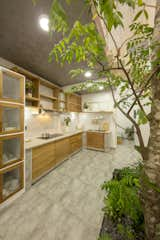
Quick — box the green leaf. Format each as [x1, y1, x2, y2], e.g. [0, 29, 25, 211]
[133, 10, 143, 21]
[137, 0, 144, 6]
[143, 9, 149, 20]
[137, 109, 148, 125]
[69, 68, 85, 78]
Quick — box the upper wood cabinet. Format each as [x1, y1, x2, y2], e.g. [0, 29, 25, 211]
[0, 69, 24, 104]
[0, 103, 24, 135]
[87, 132, 105, 150]
[32, 142, 56, 181]
[67, 94, 82, 112]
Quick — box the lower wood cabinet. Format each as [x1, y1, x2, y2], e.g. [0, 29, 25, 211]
[55, 138, 70, 164]
[32, 142, 56, 181]
[32, 133, 83, 182]
[69, 133, 82, 154]
[0, 162, 24, 203]
[87, 132, 104, 150]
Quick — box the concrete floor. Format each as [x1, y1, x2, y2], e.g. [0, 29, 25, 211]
[0, 141, 140, 240]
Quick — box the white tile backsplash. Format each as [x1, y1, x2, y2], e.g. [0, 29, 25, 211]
[25, 108, 79, 138]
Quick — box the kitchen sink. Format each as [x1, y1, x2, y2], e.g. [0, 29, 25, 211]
[37, 133, 63, 140]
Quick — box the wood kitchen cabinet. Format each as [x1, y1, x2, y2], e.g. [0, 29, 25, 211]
[0, 133, 24, 169]
[0, 67, 25, 205]
[0, 68, 24, 104]
[87, 131, 105, 150]
[55, 138, 70, 164]
[31, 133, 83, 183]
[69, 133, 82, 154]
[67, 94, 82, 112]
[0, 162, 24, 203]
[32, 142, 56, 181]
[0, 102, 24, 135]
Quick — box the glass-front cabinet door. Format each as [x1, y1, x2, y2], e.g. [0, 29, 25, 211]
[0, 103, 24, 134]
[0, 134, 24, 168]
[0, 163, 24, 202]
[0, 69, 24, 103]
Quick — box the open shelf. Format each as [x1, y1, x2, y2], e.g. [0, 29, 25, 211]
[40, 94, 57, 101]
[26, 96, 39, 102]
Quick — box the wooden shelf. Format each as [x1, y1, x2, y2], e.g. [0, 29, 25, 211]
[81, 111, 114, 113]
[26, 96, 39, 102]
[40, 94, 57, 101]
[43, 107, 59, 112]
[58, 99, 66, 103]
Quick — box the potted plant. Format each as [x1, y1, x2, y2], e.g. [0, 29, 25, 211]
[64, 116, 71, 132]
[83, 102, 89, 112]
[125, 126, 134, 140]
[26, 80, 34, 97]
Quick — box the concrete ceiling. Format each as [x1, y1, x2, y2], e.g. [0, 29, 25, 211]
[0, 0, 94, 86]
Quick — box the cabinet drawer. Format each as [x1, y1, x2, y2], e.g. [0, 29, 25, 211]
[32, 142, 55, 181]
[87, 132, 104, 149]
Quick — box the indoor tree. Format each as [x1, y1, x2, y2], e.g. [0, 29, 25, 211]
[34, 0, 160, 239]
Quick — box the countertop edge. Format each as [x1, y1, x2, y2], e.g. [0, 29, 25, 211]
[25, 130, 83, 150]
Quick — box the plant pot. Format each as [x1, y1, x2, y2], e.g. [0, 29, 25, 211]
[117, 136, 123, 144]
[64, 126, 70, 132]
[27, 92, 32, 98]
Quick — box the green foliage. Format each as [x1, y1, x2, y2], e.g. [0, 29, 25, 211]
[137, 109, 148, 125]
[125, 126, 134, 140]
[98, 234, 112, 240]
[26, 80, 34, 92]
[49, 0, 69, 34]
[117, 224, 135, 240]
[69, 69, 85, 78]
[64, 116, 71, 126]
[49, 20, 106, 67]
[102, 166, 143, 226]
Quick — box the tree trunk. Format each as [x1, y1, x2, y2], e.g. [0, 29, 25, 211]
[144, 2, 160, 239]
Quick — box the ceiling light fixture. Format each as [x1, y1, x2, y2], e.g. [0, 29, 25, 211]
[39, 15, 49, 32]
[84, 71, 92, 78]
[99, 85, 104, 90]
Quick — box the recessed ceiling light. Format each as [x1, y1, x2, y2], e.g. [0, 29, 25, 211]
[84, 71, 92, 78]
[39, 15, 49, 32]
[99, 85, 104, 90]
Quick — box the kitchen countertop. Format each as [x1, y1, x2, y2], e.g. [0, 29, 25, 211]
[87, 130, 111, 133]
[25, 130, 83, 150]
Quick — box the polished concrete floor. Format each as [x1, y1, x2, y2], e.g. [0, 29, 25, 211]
[0, 141, 140, 240]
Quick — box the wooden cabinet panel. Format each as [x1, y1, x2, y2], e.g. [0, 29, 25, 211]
[0, 133, 24, 169]
[87, 132, 104, 149]
[69, 133, 82, 154]
[32, 142, 56, 181]
[0, 162, 24, 203]
[0, 69, 25, 104]
[55, 138, 70, 164]
[67, 94, 82, 112]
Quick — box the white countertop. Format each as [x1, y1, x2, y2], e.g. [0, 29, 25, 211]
[25, 130, 83, 150]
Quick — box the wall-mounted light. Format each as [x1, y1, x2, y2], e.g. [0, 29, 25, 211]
[39, 105, 46, 115]
[84, 71, 92, 78]
[39, 15, 49, 32]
